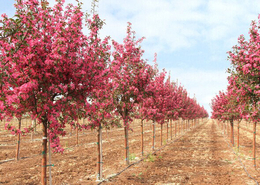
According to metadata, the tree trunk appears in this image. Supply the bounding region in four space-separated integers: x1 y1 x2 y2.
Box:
48 138 52 185
230 120 234 146
34 119 37 132
167 122 169 142
124 125 129 165
16 118 21 161
253 122 257 168
42 121 47 185
175 120 177 137
237 121 240 151
160 124 163 146
141 120 144 156
82 118 85 134
76 125 78 145
170 120 172 140
31 119 35 142
97 125 102 180
152 120 155 151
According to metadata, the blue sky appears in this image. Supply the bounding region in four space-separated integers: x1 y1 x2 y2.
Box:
2 0 260 116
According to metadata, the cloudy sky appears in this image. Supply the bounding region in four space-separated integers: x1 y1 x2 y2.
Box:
2 0 260 116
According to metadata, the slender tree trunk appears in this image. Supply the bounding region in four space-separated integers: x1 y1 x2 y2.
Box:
34 119 37 132
230 120 234 146
160 124 163 146
167 122 169 142
48 138 52 185
124 125 129 165
97 125 102 180
82 118 85 134
170 120 172 140
152 120 155 151
31 119 35 142
16 118 21 161
237 121 240 151
175 120 177 137
141 120 144 156
76 125 78 145
253 122 257 168
178 119 180 135
42 121 47 185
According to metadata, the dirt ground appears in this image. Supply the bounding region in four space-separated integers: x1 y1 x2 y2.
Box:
104 120 260 185
0 119 260 184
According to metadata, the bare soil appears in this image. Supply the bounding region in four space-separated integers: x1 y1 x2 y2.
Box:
0 119 260 184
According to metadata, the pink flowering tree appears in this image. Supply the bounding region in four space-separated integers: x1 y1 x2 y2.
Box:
226 15 260 167
143 69 167 149
0 0 110 184
211 89 241 146
110 22 154 165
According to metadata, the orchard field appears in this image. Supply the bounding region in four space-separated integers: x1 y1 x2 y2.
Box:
2 0 260 185
1 118 260 184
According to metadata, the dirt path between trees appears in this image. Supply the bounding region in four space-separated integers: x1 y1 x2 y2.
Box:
104 120 257 185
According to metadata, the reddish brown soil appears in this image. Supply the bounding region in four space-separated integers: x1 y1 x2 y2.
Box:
104 120 259 185
0 119 260 184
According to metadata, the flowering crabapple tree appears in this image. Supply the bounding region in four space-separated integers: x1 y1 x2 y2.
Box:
226 15 260 167
211 89 241 146
110 22 154 165
163 76 182 140
83 75 122 180
0 0 110 184
143 69 167 149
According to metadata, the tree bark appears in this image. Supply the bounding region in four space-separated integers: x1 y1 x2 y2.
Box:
16 118 21 161
167 122 169 142
170 120 172 140
160 124 163 146
152 120 155 151
253 121 257 168
76 125 78 145
48 138 52 185
124 125 129 165
42 120 47 185
237 121 240 151
230 119 234 146
97 125 102 180
175 120 177 137
141 120 144 156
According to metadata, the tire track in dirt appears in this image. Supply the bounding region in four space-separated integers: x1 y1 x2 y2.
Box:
105 120 256 185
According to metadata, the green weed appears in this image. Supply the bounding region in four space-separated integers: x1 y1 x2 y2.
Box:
129 153 136 161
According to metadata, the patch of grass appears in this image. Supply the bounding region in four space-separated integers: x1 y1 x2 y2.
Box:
138 172 142 179
146 153 156 162
224 159 232 164
158 156 163 159
129 153 136 161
